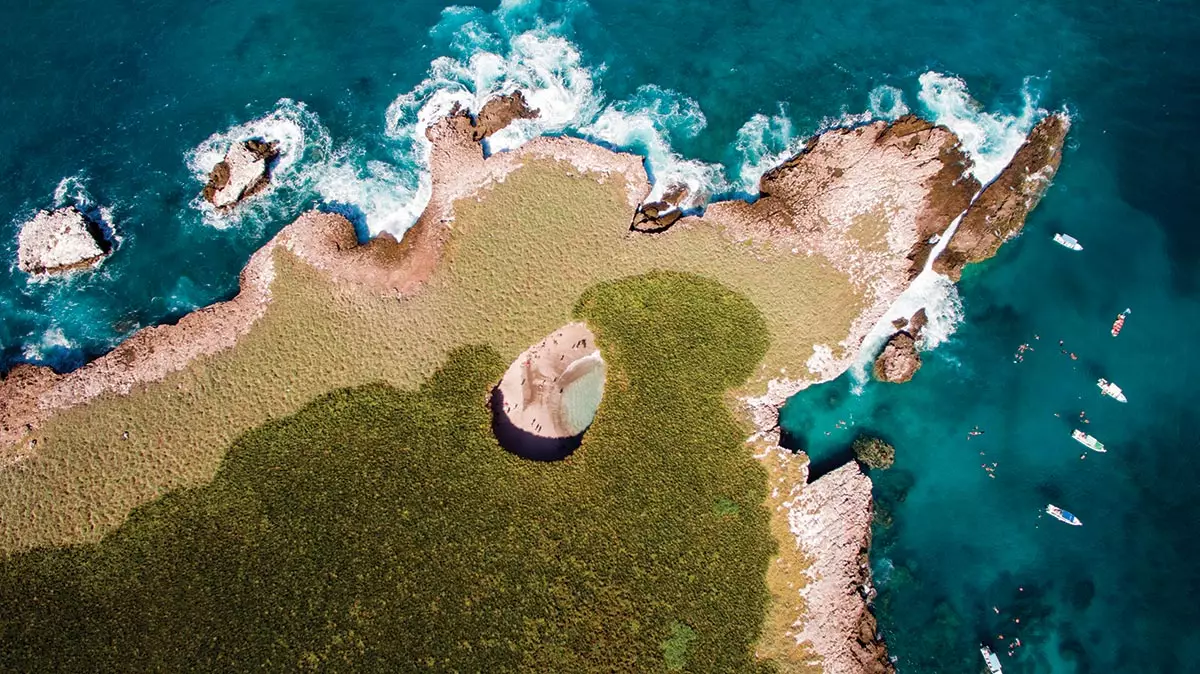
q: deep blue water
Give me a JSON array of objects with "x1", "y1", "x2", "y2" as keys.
[{"x1": 2, "y1": 0, "x2": 1198, "y2": 671}]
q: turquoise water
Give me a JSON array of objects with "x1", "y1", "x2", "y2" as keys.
[{"x1": 2, "y1": 0, "x2": 1197, "y2": 670}]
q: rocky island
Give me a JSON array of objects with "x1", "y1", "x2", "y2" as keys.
[
  {"x1": 16, "y1": 206, "x2": 112, "y2": 275},
  {"x1": 202, "y1": 139, "x2": 280, "y2": 211},
  {"x1": 0, "y1": 92, "x2": 1069, "y2": 673}
]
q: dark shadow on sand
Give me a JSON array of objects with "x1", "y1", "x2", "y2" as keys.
[{"x1": 490, "y1": 388, "x2": 584, "y2": 462}]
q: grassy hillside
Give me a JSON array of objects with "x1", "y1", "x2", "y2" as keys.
[{"x1": 0, "y1": 272, "x2": 779, "y2": 673}]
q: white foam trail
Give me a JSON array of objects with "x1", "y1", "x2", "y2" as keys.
[
  {"x1": 581, "y1": 85, "x2": 725, "y2": 204},
  {"x1": 868, "y1": 84, "x2": 910, "y2": 120},
  {"x1": 918, "y1": 72, "x2": 1043, "y2": 184}
]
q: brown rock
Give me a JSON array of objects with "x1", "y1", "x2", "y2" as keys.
[
  {"x1": 933, "y1": 114, "x2": 1071, "y2": 280},
  {"x1": 202, "y1": 139, "x2": 280, "y2": 210},
  {"x1": 790, "y1": 463, "x2": 894, "y2": 674},
  {"x1": 630, "y1": 184, "x2": 689, "y2": 233},
  {"x1": 471, "y1": 91, "x2": 539, "y2": 142},
  {"x1": 907, "y1": 307, "x2": 928, "y2": 338},
  {"x1": 873, "y1": 331, "x2": 920, "y2": 383}
]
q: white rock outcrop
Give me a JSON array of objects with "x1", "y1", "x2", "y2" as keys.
[{"x1": 17, "y1": 207, "x2": 110, "y2": 275}]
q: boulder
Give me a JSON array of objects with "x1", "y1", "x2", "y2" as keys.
[
  {"x1": 873, "y1": 331, "x2": 920, "y2": 383},
  {"x1": 631, "y1": 184, "x2": 689, "y2": 233},
  {"x1": 202, "y1": 139, "x2": 280, "y2": 211},
  {"x1": 934, "y1": 114, "x2": 1071, "y2": 280},
  {"x1": 17, "y1": 207, "x2": 111, "y2": 275}
]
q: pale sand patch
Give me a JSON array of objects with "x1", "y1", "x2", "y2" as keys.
[{"x1": 496, "y1": 322, "x2": 604, "y2": 438}]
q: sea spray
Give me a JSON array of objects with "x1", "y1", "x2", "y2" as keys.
[{"x1": 581, "y1": 85, "x2": 726, "y2": 204}]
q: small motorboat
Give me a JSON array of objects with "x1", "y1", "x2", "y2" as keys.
[
  {"x1": 981, "y1": 644, "x2": 1004, "y2": 673},
  {"x1": 1053, "y1": 233, "x2": 1083, "y2": 251},
  {"x1": 1072, "y1": 429, "x2": 1107, "y2": 453},
  {"x1": 1046, "y1": 504, "x2": 1083, "y2": 526},
  {"x1": 1111, "y1": 308, "x2": 1131, "y2": 337},
  {"x1": 1097, "y1": 378, "x2": 1128, "y2": 403}
]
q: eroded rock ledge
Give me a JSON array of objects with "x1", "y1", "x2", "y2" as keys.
[
  {"x1": 873, "y1": 308, "x2": 926, "y2": 384},
  {"x1": 787, "y1": 462, "x2": 893, "y2": 674}
]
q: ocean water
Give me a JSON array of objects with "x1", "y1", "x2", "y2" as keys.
[{"x1": 1, "y1": 0, "x2": 1197, "y2": 671}]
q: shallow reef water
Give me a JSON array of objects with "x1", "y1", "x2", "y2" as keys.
[{"x1": 1, "y1": 0, "x2": 1198, "y2": 671}]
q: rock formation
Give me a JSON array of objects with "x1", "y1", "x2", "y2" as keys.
[
  {"x1": 16, "y1": 207, "x2": 112, "y2": 275},
  {"x1": 470, "y1": 91, "x2": 539, "y2": 142},
  {"x1": 202, "y1": 139, "x2": 280, "y2": 211},
  {"x1": 787, "y1": 462, "x2": 893, "y2": 674},
  {"x1": 630, "y1": 184, "x2": 689, "y2": 233},
  {"x1": 873, "y1": 332, "x2": 919, "y2": 384},
  {"x1": 492, "y1": 323, "x2": 606, "y2": 461},
  {"x1": 934, "y1": 114, "x2": 1071, "y2": 280}
]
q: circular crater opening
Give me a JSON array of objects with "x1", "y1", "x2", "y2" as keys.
[{"x1": 491, "y1": 323, "x2": 606, "y2": 461}]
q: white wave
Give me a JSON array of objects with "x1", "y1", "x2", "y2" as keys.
[
  {"x1": 732, "y1": 108, "x2": 802, "y2": 194},
  {"x1": 581, "y1": 85, "x2": 725, "y2": 204},
  {"x1": 917, "y1": 71, "x2": 1043, "y2": 185},
  {"x1": 22, "y1": 327, "x2": 73, "y2": 361},
  {"x1": 315, "y1": 158, "x2": 430, "y2": 240},
  {"x1": 868, "y1": 84, "x2": 910, "y2": 120}
]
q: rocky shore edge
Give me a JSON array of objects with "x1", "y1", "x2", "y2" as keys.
[{"x1": 0, "y1": 94, "x2": 1070, "y2": 673}]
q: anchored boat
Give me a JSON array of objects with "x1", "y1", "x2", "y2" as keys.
[
  {"x1": 1046, "y1": 504, "x2": 1083, "y2": 526},
  {"x1": 1111, "y1": 308, "x2": 1131, "y2": 337},
  {"x1": 1053, "y1": 233, "x2": 1083, "y2": 251},
  {"x1": 981, "y1": 644, "x2": 1004, "y2": 673},
  {"x1": 1098, "y1": 378, "x2": 1127, "y2": 403},
  {"x1": 1072, "y1": 429, "x2": 1107, "y2": 453}
]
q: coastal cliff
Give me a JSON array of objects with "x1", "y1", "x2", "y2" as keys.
[
  {"x1": 934, "y1": 114, "x2": 1071, "y2": 280},
  {"x1": 788, "y1": 462, "x2": 893, "y2": 674}
]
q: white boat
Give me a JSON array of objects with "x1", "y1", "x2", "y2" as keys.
[
  {"x1": 981, "y1": 644, "x2": 1004, "y2": 673},
  {"x1": 1053, "y1": 233, "x2": 1083, "y2": 251},
  {"x1": 1097, "y1": 378, "x2": 1127, "y2": 403},
  {"x1": 1072, "y1": 429, "x2": 1107, "y2": 453},
  {"x1": 1046, "y1": 504, "x2": 1083, "y2": 526}
]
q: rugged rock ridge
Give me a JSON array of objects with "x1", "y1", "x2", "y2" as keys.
[
  {"x1": 630, "y1": 183, "x2": 689, "y2": 233},
  {"x1": 202, "y1": 139, "x2": 280, "y2": 211},
  {"x1": 934, "y1": 114, "x2": 1071, "y2": 280},
  {"x1": 16, "y1": 207, "x2": 112, "y2": 275},
  {"x1": 700, "y1": 115, "x2": 976, "y2": 429},
  {"x1": 787, "y1": 462, "x2": 893, "y2": 674}
]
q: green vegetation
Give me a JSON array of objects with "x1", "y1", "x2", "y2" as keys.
[
  {"x1": 1, "y1": 159, "x2": 861, "y2": 553},
  {"x1": 0, "y1": 272, "x2": 778, "y2": 672},
  {"x1": 852, "y1": 435, "x2": 896, "y2": 470},
  {"x1": 662, "y1": 623, "x2": 699, "y2": 670}
]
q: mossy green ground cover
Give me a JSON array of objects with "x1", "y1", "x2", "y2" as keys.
[{"x1": 0, "y1": 272, "x2": 778, "y2": 673}]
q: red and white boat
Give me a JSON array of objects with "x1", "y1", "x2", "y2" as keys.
[{"x1": 1111, "y1": 308, "x2": 1130, "y2": 337}]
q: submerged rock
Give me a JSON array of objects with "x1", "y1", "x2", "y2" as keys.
[
  {"x1": 17, "y1": 207, "x2": 112, "y2": 275},
  {"x1": 202, "y1": 139, "x2": 280, "y2": 211},
  {"x1": 492, "y1": 322, "x2": 606, "y2": 461},
  {"x1": 852, "y1": 435, "x2": 896, "y2": 470},
  {"x1": 934, "y1": 114, "x2": 1071, "y2": 280}
]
